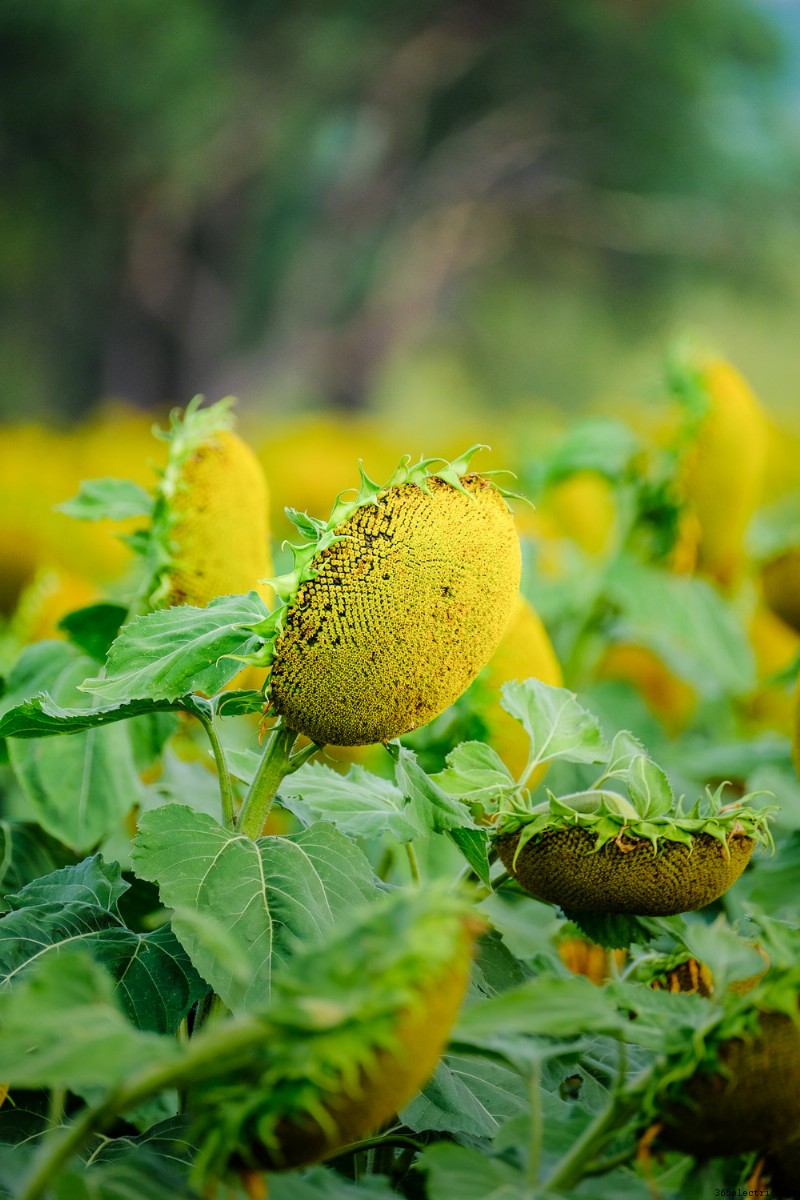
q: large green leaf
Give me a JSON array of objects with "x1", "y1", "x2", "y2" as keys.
[
  {"x1": 500, "y1": 680, "x2": 607, "y2": 777},
  {"x1": 279, "y1": 761, "x2": 425, "y2": 841},
  {"x1": 605, "y1": 557, "x2": 756, "y2": 696},
  {"x1": 8, "y1": 721, "x2": 142, "y2": 852},
  {"x1": 4, "y1": 647, "x2": 145, "y2": 851},
  {"x1": 80, "y1": 592, "x2": 271, "y2": 704},
  {"x1": 0, "y1": 692, "x2": 199, "y2": 739},
  {"x1": 402, "y1": 1052, "x2": 528, "y2": 1139},
  {"x1": 132, "y1": 805, "x2": 376, "y2": 1011},
  {"x1": 0, "y1": 950, "x2": 181, "y2": 1089},
  {"x1": 0, "y1": 857, "x2": 205, "y2": 1033}
]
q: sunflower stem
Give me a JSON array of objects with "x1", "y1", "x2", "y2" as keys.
[{"x1": 236, "y1": 723, "x2": 298, "y2": 839}]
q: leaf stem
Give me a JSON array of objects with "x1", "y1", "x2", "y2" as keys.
[
  {"x1": 195, "y1": 708, "x2": 236, "y2": 829},
  {"x1": 236, "y1": 723, "x2": 298, "y2": 839},
  {"x1": 405, "y1": 842, "x2": 420, "y2": 884}
]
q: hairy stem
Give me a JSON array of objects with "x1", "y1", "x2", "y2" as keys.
[{"x1": 236, "y1": 723, "x2": 298, "y2": 839}]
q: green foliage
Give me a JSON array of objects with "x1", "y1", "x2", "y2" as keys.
[{"x1": 3, "y1": 401, "x2": 800, "y2": 1200}]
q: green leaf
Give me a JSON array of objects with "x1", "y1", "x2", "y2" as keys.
[
  {"x1": 9, "y1": 723, "x2": 142, "y2": 852},
  {"x1": 0, "y1": 822, "x2": 74, "y2": 910},
  {"x1": 0, "y1": 641, "x2": 77, "y2": 722},
  {"x1": 387, "y1": 743, "x2": 478, "y2": 833},
  {"x1": 561, "y1": 909, "x2": 658, "y2": 951},
  {"x1": 57, "y1": 478, "x2": 154, "y2": 522},
  {"x1": 4, "y1": 647, "x2": 146, "y2": 851},
  {"x1": 60, "y1": 1119, "x2": 197, "y2": 1199},
  {"x1": 448, "y1": 827, "x2": 491, "y2": 887},
  {"x1": 500, "y1": 679, "x2": 607, "y2": 776},
  {"x1": 268, "y1": 1169, "x2": 397, "y2": 1200},
  {"x1": 540, "y1": 417, "x2": 641, "y2": 485},
  {"x1": 5, "y1": 855, "x2": 128, "y2": 912},
  {"x1": 454, "y1": 976, "x2": 626, "y2": 1042},
  {"x1": 625, "y1": 754, "x2": 674, "y2": 818},
  {"x1": 432, "y1": 741, "x2": 516, "y2": 802},
  {"x1": 402, "y1": 1052, "x2": 527, "y2": 1139},
  {"x1": 0, "y1": 692, "x2": 197, "y2": 739},
  {"x1": 0, "y1": 950, "x2": 181, "y2": 1089},
  {"x1": 132, "y1": 806, "x2": 376, "y2": 1012},
  {"x1": 57, "y1": 602, "x2": 128, "y2": 661},
  {"x1": 279, "y1": 761, "x2": 425, "y2": 842},
  {"x1": 80, "y1": 592, "x2": 272, "y2": 704},
  {"x1": 605, "y1": 557, "x2": 756, "y2": 696},
  {"x1": 421, "y1": 1142, "x2": 526, "y2": 1200},
  {"x1": 0, "y1": 857, "x2": 205, "y2": 1033}
]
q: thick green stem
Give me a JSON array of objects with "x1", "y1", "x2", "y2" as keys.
[
  {"x1": 196, "y1": 709, "x2": 236, "y2": 829},
  {"x1": 236, "y1": 723, "x2": 298, "y2": 839}
]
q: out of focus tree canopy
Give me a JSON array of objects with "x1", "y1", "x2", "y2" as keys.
[{"x1": 0, "y1": 0, "x2": 797, "y2": 419}]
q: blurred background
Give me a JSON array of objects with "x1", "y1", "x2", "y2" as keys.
[
  {"x1": 3, "y1": 0, "x2": 800, "y2": 623},
  {"x1": 2, "y1": 0, "x2": 800, "y2": 430}
]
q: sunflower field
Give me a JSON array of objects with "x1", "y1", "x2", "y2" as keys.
[{"x1": 0, "y1": 342, "x2": 799, "y2": 1199}]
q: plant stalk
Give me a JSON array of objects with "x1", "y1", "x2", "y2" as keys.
[
  {"x1": 196, "y1": 709, "x2": 236, "y2": 829},
  {"x1": 236, "y1": 723, "x2": 298, "y2": 839}
]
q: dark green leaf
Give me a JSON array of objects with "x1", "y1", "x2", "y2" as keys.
[
  {"x1": 5, "y1": 855, "x2": 128, "y2": 913},
  {"x1": 132, "y1": 805, "x2": 376, "y2": 1011},
  {"x1": 0, "y1": 859, "x2": 205, "y2": 1033},
  {"x1": 8, "y1": 722, "x2": 143, "y2": 852},
  {"x1": 561, "y1": 909, "x2": 656, "y2": 951},
  {"x1": 0, "y1": 822, "x2": 74, "y2": 909},
  {"x1": 57, "y1": 478, "x2": 154, "y2": 522},
  {"x1": 57, "y1": 602, "x2": 128, "y2": 661},
  {"x1": 448, "y1": 827, "x2": 491, "y2": 887},
  {"x1": 80, "y1": 592, "x2": 271, "y2": 703},
  {"x1": 4, "y1": 649, "x2": 146, "y2": 851}
]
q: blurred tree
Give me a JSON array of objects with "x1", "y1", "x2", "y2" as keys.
[{"x1": 0, "y1": 0, "x2": 793, "y2": 418}]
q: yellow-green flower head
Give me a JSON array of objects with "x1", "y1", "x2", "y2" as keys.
[
  {"x1": 147, "y1": 398, "x2": 272, "y2": 610},
  {"x1": 266, "y1": 448, "x2": 522, "y2": 746}
]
